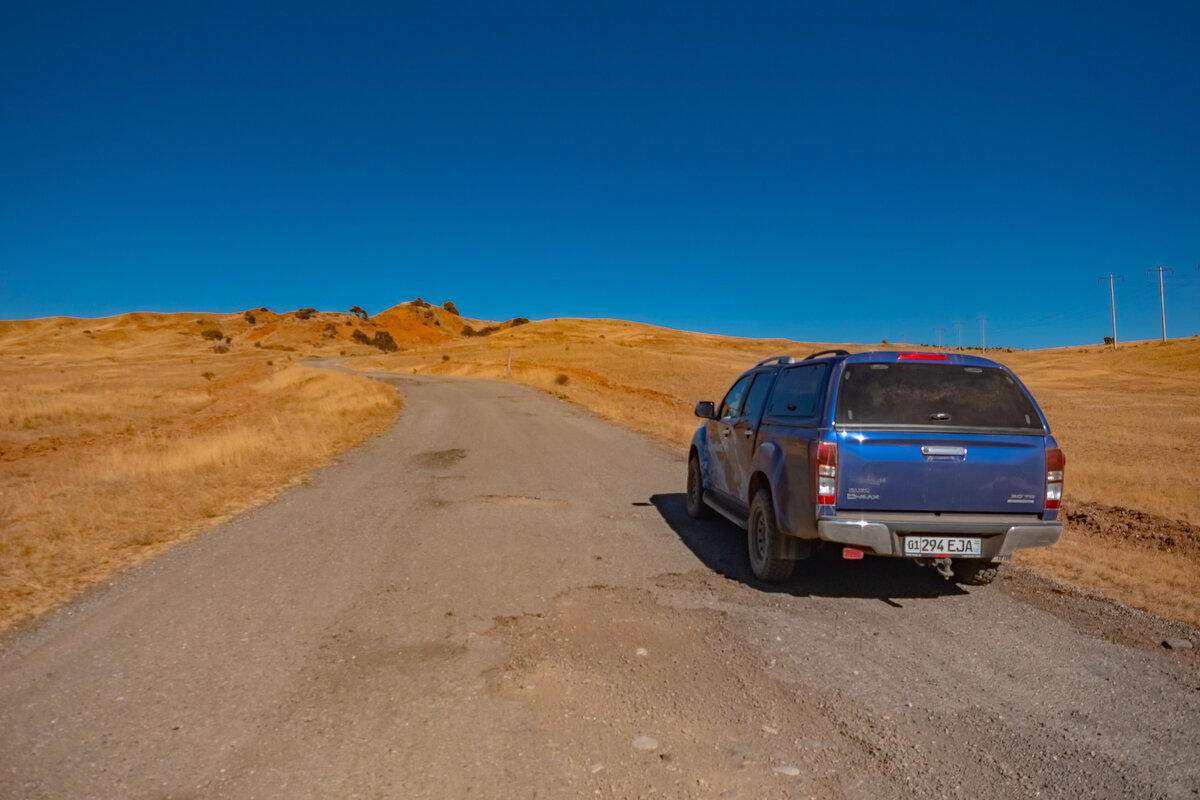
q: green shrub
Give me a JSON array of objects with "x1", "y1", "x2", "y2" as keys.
[
  {"x1": 509, "y1": 317, "x2": 530, "y2": 326},
  {"x1": 295, "y1": 308, "x2": 317, "y2": 320},
  {"x1": 351, "y1": 329, "x2": 371, "y2": 345},
  {"x1": 443, "y1": 301, "x2": 459, "y2": 315}
]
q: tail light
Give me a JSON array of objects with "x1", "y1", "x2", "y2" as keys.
[
  {"x1": 1045, "y1": 447, "x2": 1065, "y2": 510},
  {"x1": 816, "y1": 441, "x2": 837, "y2": 505}
]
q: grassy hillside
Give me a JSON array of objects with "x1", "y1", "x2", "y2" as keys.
[
  {"x1": 1, "y1": 311, "x2": 403, "y2": 630},
  {"x1": 3, "y1": 304, "x2": 1197, "y2": 628}
]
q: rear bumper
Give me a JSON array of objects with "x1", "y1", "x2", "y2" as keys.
[{"x1": 817, "y1": 513, "x2": 1061, "y2": 559}]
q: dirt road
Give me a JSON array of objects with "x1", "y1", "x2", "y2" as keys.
[{"x1": 1, "y1": 375, "x2": 1196, "y2": 799}]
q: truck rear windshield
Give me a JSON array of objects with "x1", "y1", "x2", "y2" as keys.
[{"x1": 835, "y1": 363, "x2": 1044, "y2": 430}]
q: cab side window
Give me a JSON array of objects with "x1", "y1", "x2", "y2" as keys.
[
  {"x1": 741, "y1": 372, "x2": 774, "y2": 422},
  {"x1": 718, "y1": 375, "x2": 752, "y2": 419},
  {"x1": 766, "y1": 363, "x2": 830, "y2": 418}
]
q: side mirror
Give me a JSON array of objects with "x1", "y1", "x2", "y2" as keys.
[{"x1": 694, "y1": 401, "x2": 716, "y2": 419}]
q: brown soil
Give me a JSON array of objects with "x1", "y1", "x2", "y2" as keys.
[{"x1": 1064, "y1": 500, "x2": 1200, "y2": 558}]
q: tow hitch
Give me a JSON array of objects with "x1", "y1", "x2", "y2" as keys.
[{"x1": 933, "y1": 557, "x2": 954, "y2": 579}]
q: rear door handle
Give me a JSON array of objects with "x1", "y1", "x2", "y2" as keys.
[
  {"x1": 921, "y1": 446, "x2": 966, "y2": 457},
  {"x1": 744, "y1": 428, "x2": 754, "y2": 438}
]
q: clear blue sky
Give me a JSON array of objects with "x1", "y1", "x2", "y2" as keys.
[{"x1": 2, "y1": 1, "x2": 1197, "y2": 348}]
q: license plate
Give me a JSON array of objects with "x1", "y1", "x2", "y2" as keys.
[{"x1": 903, "y1": 536, "x2": 982, "y2": 557}]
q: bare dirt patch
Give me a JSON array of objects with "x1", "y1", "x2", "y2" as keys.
[
  {"x1": 1063, "y1": 500, "x2": 1200, "y2": 557},
  {"x1": 487, "y1": 584, "x2": 900, "y2": 798}
]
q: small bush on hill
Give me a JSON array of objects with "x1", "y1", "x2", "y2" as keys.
[
  {"x1": 212, "y1": 343, "x2": 230, "y2": 354},
  {"x1": 201, "y1": 329, "x2": 223, "y2": 340},
  {"x1": 351, "y1": 329, "x2": 371, "y2": 345},
  {"x1": 295, "y1": 308, "x2": 317, "y2": 320},
  {"x1": 243, "y1": 312, "x2": 257, "y2": 325},
  {"x1": 412, "y1": 297, "x2": 428, "y2": 308},
  {"x1": 443, "y1": 301, "x2": 459, "y2": 315},
  {"x1": 322, "y1": 322, "x2": 338, "y2": 338},
  {"x1": 349, "y1": 305, "x2": 368, "y2": 320},
  {"x1": 509, "y1": 317, "x2": 530, "y2": 326},
  {"x1": 442, "y1": 354, "x2": 450, "y2": 361},
  {"x1": 371, "y1": 331, "x2": 398, "y2": 352},
  {"x1": 555, "y1": 373, "x2": 570, "y2": 386},
  {"x1": 463, "y1": 325, "x2": 500, "y2": 337}
]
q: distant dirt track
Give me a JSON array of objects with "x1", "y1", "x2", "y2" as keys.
[{"x1": 1, "y1": 374, "x2": 1196, "y2": 799}]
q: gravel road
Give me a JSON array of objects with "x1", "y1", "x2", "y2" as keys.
[{"x1": 1, "y1": 374, "x2": 1196, "y2": 799}]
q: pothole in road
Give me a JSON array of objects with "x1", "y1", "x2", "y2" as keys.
[
  {"x1": 474, "y1": 494, "x2": 567, "y2": 509},
  {"x1": 425, "y1": 494, "x2": 568, "y2": 510},
  {"x1": 413, "y1": 448, "x2": 468, "y2": 468}
]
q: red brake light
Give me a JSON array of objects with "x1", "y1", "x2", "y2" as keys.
[
  {"x1": 816, "y1": 441, "x2": 837, "y2": 505},
  {"x1": 1045, "y1": 447, "x2": 1065, "y2": 510},
  {"x1": 897, "y1": 353, "x2": 948, "y2": 361}
]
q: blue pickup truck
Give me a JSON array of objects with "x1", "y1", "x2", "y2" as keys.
[{"x1": 688, "y1": 350, "x2": 1064, "y2": 585}]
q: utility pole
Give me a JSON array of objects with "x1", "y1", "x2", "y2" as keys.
[
  {"x1": 952, "y1": 320, "x2": 963, "y2": 350},
  {"x1": 933, "y1": 326, "x2": 944, "y2": 348},
  {"x1": 1147, "y1": 265, "x2": 1174, "y2": 341},
  {"x1": 1097, "y1": 274, "x2": 1123, "y2": 349},
  {"x1": 977, "y1": 316, "x2": 989, "y2": 350}
]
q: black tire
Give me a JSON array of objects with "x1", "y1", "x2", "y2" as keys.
[
  {"x1": 953, "y1": 559, "x2": 1003, "y2": 586},
  {"x1": 686, "y1": 455, "x2": 712, "y2": 520},
  {"x1": 747, "y1": 489, "x2": 795, "y2": 583}
]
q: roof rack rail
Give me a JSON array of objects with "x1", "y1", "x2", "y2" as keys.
[
  {"x1": 755, "y1": 355, "x2": 797, "y2": 367},
  {"x1": 803, "y1": 349, "x2": 850, "y2": 360}
]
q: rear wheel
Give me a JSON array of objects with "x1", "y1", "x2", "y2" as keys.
[
  {"x1": 686, "y1": 455, "x2": 711, "y2": 520},
  {"x1": 953, "y1": 559, "x2": 1003, "y2": 586},
  {"x1": 748, "y1": 489, "x2": 795, "y2": 582}
]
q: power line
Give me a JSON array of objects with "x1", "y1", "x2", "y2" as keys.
[
  {"x1": 1097, "y1": 274, "x2": 1124, "y2": 349},
  {"x1": 1147, "y1": 265, "x2": 1174, "y2": 341},
  {"x1": 952, "y1": 320, "x2": 963, "y2": 350},
  {"x1": 933, "y1": 326, "x2": 944, "y2": 347}
]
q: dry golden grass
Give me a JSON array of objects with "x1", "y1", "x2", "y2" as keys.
[
  {"x1": 349, "y1": 320, "x2": 1200, "y2": 627},
  {"x1": 1, "y1": 319, "x2": 399, "y2": 631},
  {"x1": 4, "y1": 307, "x2": 1198, "y2": 630}
]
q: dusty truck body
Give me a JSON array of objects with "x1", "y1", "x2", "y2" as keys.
[{"x1": 687, "y1": 350, "x2": 1064, "y2": 584}]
